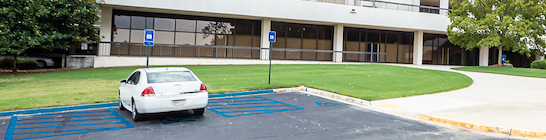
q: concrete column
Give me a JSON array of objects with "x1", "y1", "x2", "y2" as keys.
[
  {"x1": 260, "y1": 18, "x2": 272, "y2": 60},
  {"x1": 479, "y1": 46, "x2": 489, "y2": 66},
  {"x1": 412, "y1": 0, "x2": 420, "y2": 12},
  {"x1": 346, "y1": 0, "x2": 354, "y2": 5},
  {"x1": 440, "y1": 0, "x2": 449, "y2": 15},
  {"x1": 99, "y1": 6, "x2": 112, "y2": 42},
  {"x1": 332, "y1": 24, "x2": 344, "y2": 62},
  {"x1": 99, "y1": 6, "x2": 112, "y2": 56},
  {"x1": 354, "y1": 0, "x2": 361, "y2": 6},
  {"x1": 535, "y1": 52, "x2": 545, "y2": 61},
  {"x1": 413, "y1": 30, "x2": 423, "y2": 65}
]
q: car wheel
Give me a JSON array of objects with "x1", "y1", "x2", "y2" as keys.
[
  {"x1": 118, "y1": 95, "x2": 126, "y2": 111},
  {"x1": 37, "y1": 61, "x2": 46, "y2": 69},
  {"x1": 132, "y1": 100, "x2": 144, "y2": 122},
  {"x1": 193, "y1": 108, "x2": 205, "y2": 116}
]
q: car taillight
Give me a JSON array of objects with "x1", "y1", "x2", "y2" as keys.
[
  {"x1": 142, "y1": 86, "x2": 155, "y2": 96},
  {"x1": 200, "y1": 83, "x2": 207, "y2": 91}
]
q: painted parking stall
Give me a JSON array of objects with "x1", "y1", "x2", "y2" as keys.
[
  {"x1": 0, "y1": 92, "x2": 502, "y2": 140},
  {"x1": 206, "y1": 95, "x2": 303, "y2": 117},
  {"x1": 4, "y1": 108, "x2": 133, "y2": 140}
]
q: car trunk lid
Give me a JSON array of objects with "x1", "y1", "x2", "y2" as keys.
[{"x1": 150, "y1": 81, "x2": 202, "y2": 97}]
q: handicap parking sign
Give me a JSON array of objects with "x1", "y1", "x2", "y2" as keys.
[
  {"x1": 268, "y1": 31, "x2": 276, "y2": 42},
  {"x1": 144, "y1": 29, "x2": 155, "y2": 46},
  {"x1": 502, "y1": 54, "x2": 506, "y2": 62}
]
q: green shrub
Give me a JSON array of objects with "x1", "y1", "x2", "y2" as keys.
[
  {"x1": 1, "y1": 58, "x2": 14, "y2": 69},
  {"x1": 530, "y1": 60, "x2": 546, "y2": 69},
  {"x1": 0, "y1": 58, "x2": 39, "y2": 70},
  {"x1": 17, "y1": 60, "x2": 39, "y2": 70}
]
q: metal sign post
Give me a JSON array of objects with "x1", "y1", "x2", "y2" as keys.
[
  {"x1": 144, "y1": 29, "x2": 155, "y2": 68},
  {"x1": 268, "y1": 31, "x2": 276, "y2": 84}
]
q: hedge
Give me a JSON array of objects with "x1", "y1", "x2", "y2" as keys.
[
  {"x1": 1, "y1": 58, "x2": 39, "y2": 70},
  {"x1": 530, "y1": 60, "x2": 546, "y2": 69}
]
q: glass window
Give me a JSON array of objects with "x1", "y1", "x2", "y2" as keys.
[
  {"x1": 286, "y1": 24, "x2": 302, "y2": 38},
  {"x1": 130, "y1": 30, "x2": 144, "y2": 43},
  {"x1": 196, "y1": 33, "x2": 215, "y2": 45},
  {"x1": 131, "y1": 16, "x2": 146, "y2": 29},
  {"x1": 234, "y1": 34, "x2": 252, "y2": 47},
  {"x1": 216, "y1": 35, "x2": 232, "y2": 46},
  {"x1": 303, "y1": 25, "x2": 317, "y2": 39},
  {"x1": 175, "y1": 32, "x2": 195, "y2": 45},
  {"x1": 147, "y1": 71, "x2": 196, "y2": 83},
  {"x1": 146, "y1": 17, "x2": 154, "y2": 29},
  {"x1": 155, "y1": 31, "x2": 175, "y2": 44},
  {"x1": 360, "y1": 29, "x2": 367, "y2": 42},
  {"x1": 423, "y1": 34, "x2": 435, "y2": 46},
  {"x1": 114, "y1": 15, "x2": 131, "y2": 29},
  {"x1": 271, "y1": 22, "x2": 286, "y2": 38},
  {"x1": 235, "y1": 21, "x2": 252, "y2": 35},
  {"x1": 127, "y1": 72, "x2": 140, "y2": 85},
  {"x1": 253, "y1": 22, "x2": 261, "y2": 36},
  {"x1": 367, "y1": 30, "x2": 380, "y2": 42},
  {"x1": 113, "y1": 29, "x2": 130, "y2": 43},
  {"x1": 176, "y1": 19, "x2": 196, "y2": 32},
  {"x1": 398, "y1": 45, "x2": 411, "y2": 63},
  {"x1": 196, "y1": 20, "x2": 216, "y2": 34},
  {"x1": 399, "y1": 32, "x2": 412, "y2": 45},
  {"x1": 346, "y1": 29, "x2": 359, "y2": 42},
  {"x1": 439, "y1": 37, "x2": 450, "y2": 47},
  {"x1": 154, "y1": 18, "x2": 175, "y2": 31},
  {"x1": 216, "y1": 20, "x2": 235, "y2": 35},
  {"x1": 317, "y1": 26, "x2": 333, "y2": 40},
  {"x1": 386, "y1": 32, "x2": 398, "y2": 44}
]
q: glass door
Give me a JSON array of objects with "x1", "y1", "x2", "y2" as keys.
[{"x1": 366, "y1": 42, "x2": 380, "y2": 62}]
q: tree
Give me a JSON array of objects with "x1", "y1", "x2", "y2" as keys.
[
  {"x1": 0, "y1": 0, "x2": 100, "y2": 72},
  {"x1": 447, "y1": 0, "x2": 546, "y2": 65}
]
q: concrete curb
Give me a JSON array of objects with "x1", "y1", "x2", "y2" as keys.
[
  {"x1": 0, "y1": 87, "x2": 302, "y2": 117},
  {"x1": 419, "y1": 114, "x2": 546, "y2": 138},
  {"x1": 302, "y1": 87, "x2": 371, "y2": 106},
  {"x1": 208, "y1": 89, "x2": 274, "y2": 98}
]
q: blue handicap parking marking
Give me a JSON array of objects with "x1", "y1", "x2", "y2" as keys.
[
  {"x1": 206, "y1": 95, "x2": 303, "y2": 117},
  {"x1": 4, "y1": 108, "x2": 133, "y2": 140},
  {"x1": 315, "y1": 102, "x2": 340, "y2": 107}
]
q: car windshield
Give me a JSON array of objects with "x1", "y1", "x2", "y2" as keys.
[{"x1": 147, "y1": 71, "x2": 197, "y2": 83}]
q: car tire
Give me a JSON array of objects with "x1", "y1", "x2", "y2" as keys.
[
  {"x1": 132, "y1": 100, "x2": 144, "y2": 122},
  {"x1": 118, "y1": 95, "x2": 126, "y2": 111},
  {"x1": 193, "y1": 108, "x2": 205, "y2": 116},
  {"x1": 37, "y1": 61, "x2": 46, "y2": 69}
]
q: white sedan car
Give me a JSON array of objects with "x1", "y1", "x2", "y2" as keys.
[{"x1": 118, "y1": 67, "x2": 208, "y2": 121}]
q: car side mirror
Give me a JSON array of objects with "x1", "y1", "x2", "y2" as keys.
[{"x1": 120, "y1": 79, "x2": 127, "y2": 83}]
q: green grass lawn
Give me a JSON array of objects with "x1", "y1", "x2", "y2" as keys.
[
  {"x1": 0, "y1": 64, "x2": 472, "y2": 111},
  {"x1": 452, "y1": 66, "x2": 546, "y2": 78}
]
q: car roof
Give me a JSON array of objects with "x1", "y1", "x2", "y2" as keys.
[{"x1": 137, "y1": 67, "x2": 191, "y2": 73}]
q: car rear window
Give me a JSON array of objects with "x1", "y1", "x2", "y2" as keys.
[{"x1": 147, "y1": 71, "x2": 197, "y2": 83}]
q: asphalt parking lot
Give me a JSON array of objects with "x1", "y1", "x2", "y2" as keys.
[{"x1": 0, "y1": 92, "x2": 504, "y2": 140}]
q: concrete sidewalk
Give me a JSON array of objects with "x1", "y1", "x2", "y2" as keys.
[{"x1": 371, "y1": 64, "x2": 546, "y2": 138}]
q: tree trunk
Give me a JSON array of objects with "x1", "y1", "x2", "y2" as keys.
[
  {"x1": 498, "y1": 45, "x2": 503, "y2": 65},
  {"x1": 12, "y1": 55, "x2": 18, "y2": 73}
]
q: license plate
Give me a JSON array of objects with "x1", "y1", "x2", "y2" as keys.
[{"x1": 172, "y1": 100, "x2": 186, "y2": 106}]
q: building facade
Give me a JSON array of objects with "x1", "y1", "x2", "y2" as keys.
[{"x1": 94, "y1": 0, "x2": 543, "y2": 68}]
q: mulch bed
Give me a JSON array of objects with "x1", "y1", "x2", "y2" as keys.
[
  {"x1": 488, "y1": 64, "x2": 513, "y2": 68},
  {"x1": 0, "y1": 68, "x2": 75, "y2": 77}
]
